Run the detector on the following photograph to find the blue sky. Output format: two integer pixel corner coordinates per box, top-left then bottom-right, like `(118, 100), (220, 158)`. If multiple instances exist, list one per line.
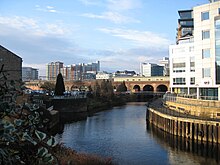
(0, 0), (208, 76)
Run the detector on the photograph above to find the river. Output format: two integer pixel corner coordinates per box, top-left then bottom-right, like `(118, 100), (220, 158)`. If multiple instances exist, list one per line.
(55, 102), (220, 165)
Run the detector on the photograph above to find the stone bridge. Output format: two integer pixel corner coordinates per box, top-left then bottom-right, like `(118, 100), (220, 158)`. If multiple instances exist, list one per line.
(113, 76), (170, 92)
(25, 76), (170, 93)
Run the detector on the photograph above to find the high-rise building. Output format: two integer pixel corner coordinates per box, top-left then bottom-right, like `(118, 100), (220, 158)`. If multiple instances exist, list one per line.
(60, 65), (74, 81)
(46, 61), (100, 81)
(140, 63), (164, 77)
(22, 67), (38, 81)
(46, 61), (63, 81)
(169, 0), (220, 100)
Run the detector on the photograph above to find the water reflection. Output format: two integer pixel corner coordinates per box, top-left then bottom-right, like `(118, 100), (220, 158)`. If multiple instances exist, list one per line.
(147, 123), (220, 165)
(56, 102), (219, 165)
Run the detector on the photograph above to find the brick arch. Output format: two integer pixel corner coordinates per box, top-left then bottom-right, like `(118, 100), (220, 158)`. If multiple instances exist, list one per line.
(143, 85), (154, 91)
(133, 85), (141, 91)
(156, 84), (168, 92)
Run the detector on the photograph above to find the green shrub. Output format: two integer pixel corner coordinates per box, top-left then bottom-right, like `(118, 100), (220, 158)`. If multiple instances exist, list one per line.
(0, 65), (58, 165)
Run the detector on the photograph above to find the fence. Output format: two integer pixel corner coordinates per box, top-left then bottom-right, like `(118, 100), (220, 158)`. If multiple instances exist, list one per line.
(162, 94), (220, 120)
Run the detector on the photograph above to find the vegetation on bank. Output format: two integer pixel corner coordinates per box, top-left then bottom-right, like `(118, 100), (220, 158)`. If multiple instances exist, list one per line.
(87, 80), (127, 113)
(53, 144), (112, 165)
(0, 68), (113, 165)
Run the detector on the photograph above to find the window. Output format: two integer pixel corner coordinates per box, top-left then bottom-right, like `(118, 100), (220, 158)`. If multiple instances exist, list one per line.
(201, 11), (209, 21)
(202, 30), (210, 39)
(190, 77), (195, 85)
(173, 78), (186, 85)
(173, 69), (185, 73)
(203, 68), (211, 77)
(202, 49), (210, 58)
(173, 63), (185, 68)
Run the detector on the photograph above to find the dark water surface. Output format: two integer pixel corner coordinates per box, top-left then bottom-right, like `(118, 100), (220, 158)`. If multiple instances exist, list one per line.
(56, 102), (220, 165)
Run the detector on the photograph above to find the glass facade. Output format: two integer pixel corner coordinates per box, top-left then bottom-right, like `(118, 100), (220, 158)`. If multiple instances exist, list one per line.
(179, 10), (192, 19)
(215, 18), (220, 84)
(200, 88), (218, 100)
(179, 20), (193, 27)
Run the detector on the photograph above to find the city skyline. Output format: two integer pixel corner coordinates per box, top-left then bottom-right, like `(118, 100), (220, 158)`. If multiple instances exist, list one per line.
(0, 0), (208, 76)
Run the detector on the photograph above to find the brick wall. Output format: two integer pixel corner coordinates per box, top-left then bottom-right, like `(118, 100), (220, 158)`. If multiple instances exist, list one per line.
(0, 46), (22, 82)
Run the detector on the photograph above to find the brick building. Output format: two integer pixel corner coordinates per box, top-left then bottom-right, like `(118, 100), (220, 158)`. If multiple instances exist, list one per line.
(0, 45), (22, 83)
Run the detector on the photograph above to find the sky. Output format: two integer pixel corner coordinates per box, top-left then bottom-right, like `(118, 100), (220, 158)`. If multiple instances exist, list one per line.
(0, 0), (208, 76)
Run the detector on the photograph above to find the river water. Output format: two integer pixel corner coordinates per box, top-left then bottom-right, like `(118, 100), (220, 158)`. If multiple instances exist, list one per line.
(56, 102), (220, 165)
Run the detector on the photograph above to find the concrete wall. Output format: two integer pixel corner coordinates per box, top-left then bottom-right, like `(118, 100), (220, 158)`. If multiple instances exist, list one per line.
(147, 107), (220, 143)
(52, 98), (88, 121)
(165, 97), (220, 118)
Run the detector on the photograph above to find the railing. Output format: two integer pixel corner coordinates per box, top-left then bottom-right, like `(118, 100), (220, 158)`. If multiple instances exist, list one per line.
(176, 93), (218, 100)
(163, 94), (220, 108)
(149, 98), (220, 121)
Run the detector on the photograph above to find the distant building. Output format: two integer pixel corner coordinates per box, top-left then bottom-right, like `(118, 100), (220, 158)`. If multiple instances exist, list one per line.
(46, 61), (100, 81)
(113, 70), (136, 77)
(159, 57), (170, 76)
(74, 61), (100, 81)
(46, 61), (64, 81)
(60, 65), (74, 81)
(22, 67), (38, 81)
(0, 45), (22, 83)
(140, 63), (164, 77)
(96, 71), (112, 80)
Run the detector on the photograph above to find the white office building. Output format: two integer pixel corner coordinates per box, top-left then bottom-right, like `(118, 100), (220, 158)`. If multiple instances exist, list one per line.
(169, 0), (220, 100)
(96, 71), (112, 80)
(140, 63), (164, 77)
(159, 57), (170, 76)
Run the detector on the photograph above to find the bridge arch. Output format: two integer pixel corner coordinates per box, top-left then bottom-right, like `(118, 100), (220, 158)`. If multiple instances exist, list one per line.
(156, 84), (168, 92)
(133, 85), (141, 91)
(143, 85), (154, 91)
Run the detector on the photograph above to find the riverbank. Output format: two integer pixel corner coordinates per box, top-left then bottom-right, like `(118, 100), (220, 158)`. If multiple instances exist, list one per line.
(52, 144), (112, 165)
(87, 96), (127, 114)
(147, 98), (220, 144)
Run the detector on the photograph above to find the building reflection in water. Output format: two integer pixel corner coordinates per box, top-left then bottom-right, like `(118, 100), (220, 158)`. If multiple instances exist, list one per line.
(147, 123), (220, 165)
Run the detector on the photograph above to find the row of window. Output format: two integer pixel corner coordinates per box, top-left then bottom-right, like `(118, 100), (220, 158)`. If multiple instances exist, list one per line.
(173, 68), (210, 77)
(173, 77), (195, 85)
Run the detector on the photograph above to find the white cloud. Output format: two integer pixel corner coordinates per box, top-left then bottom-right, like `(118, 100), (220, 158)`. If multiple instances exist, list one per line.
(78, 0), (102, 6)
(81, 12), (139, 24)
(35, 5), (59, 13)
(98, 28), (171, 49)
(0, 16), (71, 37)
(107, 0), (142, 11)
